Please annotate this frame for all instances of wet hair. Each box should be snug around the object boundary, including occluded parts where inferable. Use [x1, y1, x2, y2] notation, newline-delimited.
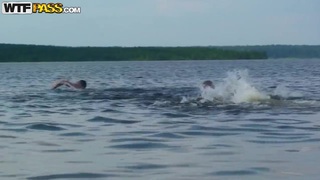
[79, 80, 87, 89]
[203, 80, 214, 88]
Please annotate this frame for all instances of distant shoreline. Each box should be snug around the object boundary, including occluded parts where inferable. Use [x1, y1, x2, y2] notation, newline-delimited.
[0, 44, 319, 62]
[0, 44, 267, 62]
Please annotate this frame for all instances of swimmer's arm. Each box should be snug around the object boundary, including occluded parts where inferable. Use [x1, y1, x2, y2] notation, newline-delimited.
[63, 81, 77, 89]
[52, 80, 73, 89]
[52, 80, 64, 89]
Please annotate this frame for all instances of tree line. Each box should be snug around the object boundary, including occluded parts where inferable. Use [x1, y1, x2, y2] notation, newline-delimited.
[0, 44, 267, 62]
[217, 45, 320, 58]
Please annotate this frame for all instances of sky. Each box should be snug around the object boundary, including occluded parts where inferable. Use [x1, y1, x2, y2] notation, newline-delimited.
[1, 0, 319, 47]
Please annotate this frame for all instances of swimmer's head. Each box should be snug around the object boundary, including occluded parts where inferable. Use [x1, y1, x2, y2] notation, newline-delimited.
[79, 80, 87, 89]
[202, 80, 214, 89]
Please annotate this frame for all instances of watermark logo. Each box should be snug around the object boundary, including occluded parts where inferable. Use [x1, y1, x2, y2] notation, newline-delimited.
[2, 2, 81, 14]
[2, 2, 32, 14]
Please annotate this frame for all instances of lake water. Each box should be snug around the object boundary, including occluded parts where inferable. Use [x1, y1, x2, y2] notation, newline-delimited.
[0, 59, 320, 180]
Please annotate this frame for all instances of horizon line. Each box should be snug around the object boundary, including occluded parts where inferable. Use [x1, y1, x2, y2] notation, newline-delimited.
[1, 43, 320, 48]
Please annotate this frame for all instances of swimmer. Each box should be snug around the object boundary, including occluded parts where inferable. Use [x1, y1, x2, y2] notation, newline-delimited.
[52, 79, 87, 90]
[202, 80, 215, 89]
[196, 80, 215, 102]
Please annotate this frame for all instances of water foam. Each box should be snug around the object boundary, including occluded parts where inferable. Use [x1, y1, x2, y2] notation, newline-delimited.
[200, 70, 269, 104]
[273, 84, 302, 98]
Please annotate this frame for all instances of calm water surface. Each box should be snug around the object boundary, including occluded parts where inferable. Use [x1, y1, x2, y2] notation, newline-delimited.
[0, 59, 320, 179]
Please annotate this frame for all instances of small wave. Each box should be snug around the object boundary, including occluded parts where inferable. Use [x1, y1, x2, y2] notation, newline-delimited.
[121, 163, 167, 170]
[41, 149, 78, 153]
[110, 137, 165, 143]
[65, 161, 93, 164]
[0, 135, 17, 139]
[27, 123, 65, 131]
[179, 131, 240, 137]
[210, 170, 258, 176]
[148, 132, 186, 139]
[33, 141, 60, 147]
[59, 132, 93, 137]
[87, 116, 140, 124]
[109, 142, 173, 149]
[27, 173, 115, 180]
[162, 112, 190, 118]
[210, 167, 271, 176]
[247, 138, 320, 144]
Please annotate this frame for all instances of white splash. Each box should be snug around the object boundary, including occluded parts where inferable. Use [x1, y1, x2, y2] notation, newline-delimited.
[200, 69, 270, 104]
[273, 84, 302, 98]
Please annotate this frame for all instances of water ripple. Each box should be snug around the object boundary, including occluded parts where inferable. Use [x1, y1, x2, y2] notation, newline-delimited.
[87, 116, 140, 124]
[148, 132, 186, 139]
[1, 61, 320, 180]
[121, 163, 168, 170]
[210, 167, 271, 177]
[27, 173, 116, 180]
[178, 131, 240, 137]
[247, 138, 320, 144]
[27, 123, 65, 131]
[59, 132, 93, 137]
[109, 142, 173, 149]
[110, 137, 165, 143]
[210, 170, 258, 176]
[41, 149, 78, 153]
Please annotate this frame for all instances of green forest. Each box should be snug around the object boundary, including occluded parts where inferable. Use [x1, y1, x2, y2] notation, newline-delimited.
[218, 45, 320, 58]
[0, 44, 267, 62]
[1, 44, 319, 62]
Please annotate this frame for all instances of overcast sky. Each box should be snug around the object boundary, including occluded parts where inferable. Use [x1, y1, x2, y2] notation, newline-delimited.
[1, 0, 319, 47]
